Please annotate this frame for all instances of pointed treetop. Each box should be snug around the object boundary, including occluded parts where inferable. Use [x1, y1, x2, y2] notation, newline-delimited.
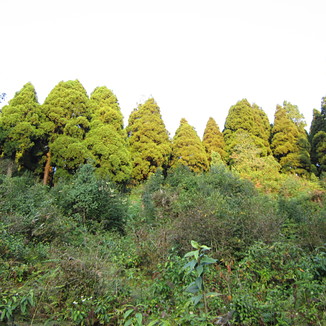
[202, 117, 226, 162]
[271, 102, 311, 176]
[127, 97, 171, 182]
[172, 118, 208, 173]
[223, 99, 271, 157]
[89, 86, 124, 131]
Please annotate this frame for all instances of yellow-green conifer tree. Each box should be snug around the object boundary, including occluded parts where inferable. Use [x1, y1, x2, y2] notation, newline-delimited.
[271, 101, 311, 176]
[126, 98, 171, 182]
[0, 83, 45, 176]
[202, 117, 226, 164]
[85, 87, 132, 183]
[171, 118, 208, 172]
[223, 99, 271, 159]
[42, 80, 92, 183]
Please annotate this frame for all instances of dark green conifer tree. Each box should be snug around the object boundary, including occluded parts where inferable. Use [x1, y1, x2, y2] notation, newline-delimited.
[202, 117, 226, 163]
[171, 118, 208, 172]
[126, 98, 171, 182]
[310, 98, 326, 176]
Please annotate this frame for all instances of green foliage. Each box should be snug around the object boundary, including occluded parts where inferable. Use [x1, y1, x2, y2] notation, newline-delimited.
[42, 80, 92, 181]
[271, 102, 312, 176]
[127, 98, 171, 182]
[0, 82, 45, 175]
[202, 117, 226, 163]
[0, 147, 324, 325]
[141, 165, 282, 260]
[87, 86, 132, 183]
[53, 164, 127, 232]
[89, 86, 124, 132]
[183, 241, 218, 313]
[310, 101, 326, 176]
[171, 118, 209, 172]
[0, 173, 72, 246]
[229, 131, 281, 191]
[278, 187, 326, 250]
[85, 124, 132, 184]
[223, 99, 271, 159]
[229, 242, 326, 325]
[0, 289, 35, 323]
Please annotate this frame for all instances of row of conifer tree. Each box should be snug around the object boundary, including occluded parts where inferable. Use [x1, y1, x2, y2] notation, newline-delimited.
[0, 80, 325, 185]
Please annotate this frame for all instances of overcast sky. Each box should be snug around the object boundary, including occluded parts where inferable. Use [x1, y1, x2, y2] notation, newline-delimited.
[1, 0, 326, 137]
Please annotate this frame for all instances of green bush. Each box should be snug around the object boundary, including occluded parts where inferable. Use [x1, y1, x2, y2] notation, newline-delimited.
[141, 165, 282, 259]
[0, 173, 74, 246]
[53, 164, 127, 233]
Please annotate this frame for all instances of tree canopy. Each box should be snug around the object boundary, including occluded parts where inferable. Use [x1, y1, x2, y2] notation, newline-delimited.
[0, 83, 45, 175]
[310, 98, 326, 176]
[0, 80, 324, 185]
[271, 102, 311, 176]
[171, 118, 208, 172]
[86, 87, 132, 183]
[42, 80, 91, 182]
[127, 98, 171, 182]
[202, 117, 226, 163]
[223, 99, 271, 159]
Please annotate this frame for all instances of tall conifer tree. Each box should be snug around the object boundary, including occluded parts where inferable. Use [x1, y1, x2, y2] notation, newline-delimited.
[85, 87, 132, 183]
[310, 98, 326, 176]
[223, 99, 271, 158]
[171, 118, 208, 172]
[42, 80, 91, 183]
[89, 86, 124, 132]
[202, 117, 226, 163]
[126, 98, 171, 182]
[0, 83, 45, 176]
[271, 102, 311, 176]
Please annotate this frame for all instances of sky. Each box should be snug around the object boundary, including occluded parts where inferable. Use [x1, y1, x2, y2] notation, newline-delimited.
[1, 0, 326, 137]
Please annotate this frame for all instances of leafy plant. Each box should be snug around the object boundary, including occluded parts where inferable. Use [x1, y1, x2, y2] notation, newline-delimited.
[183, 241, 218, 314]
[0, 290, 35, 323]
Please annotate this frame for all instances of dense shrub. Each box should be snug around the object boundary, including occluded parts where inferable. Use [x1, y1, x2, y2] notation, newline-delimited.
[0, 173, 73, 246]
[52, 164, 128, 233]
[141, 165, 283, 260]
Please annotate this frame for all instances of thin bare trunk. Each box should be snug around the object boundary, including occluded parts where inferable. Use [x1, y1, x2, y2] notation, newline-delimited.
[6, 160, 13, 177]
[43, 152, 51, 185]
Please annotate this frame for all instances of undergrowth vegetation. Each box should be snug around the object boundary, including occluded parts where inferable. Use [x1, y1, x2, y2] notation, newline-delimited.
[0, 164, 325, 325]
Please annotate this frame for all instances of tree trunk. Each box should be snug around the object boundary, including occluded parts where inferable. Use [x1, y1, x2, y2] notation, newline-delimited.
[6, 160, 13, 178]
[43, 152, 51, 185]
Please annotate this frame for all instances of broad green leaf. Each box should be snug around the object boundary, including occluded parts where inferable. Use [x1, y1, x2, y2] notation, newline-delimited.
[196, 264, 204, 276]
[162, 321, 171, 326]
[185, 282, 199, 294]
[135, 312, 142, 325]
[124, 320, 132, 326]
[200, 245, 211, 250]
[191, 294, 203, 306]
[184, 250, 198, 258]
[195, 276, 203, 290]
[123, 309, 134, 319]
[183, 260, 197, 272]
[1, 309, 7, 321]
[200, 256, 217, 265]
[191, 240, 200, 249]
